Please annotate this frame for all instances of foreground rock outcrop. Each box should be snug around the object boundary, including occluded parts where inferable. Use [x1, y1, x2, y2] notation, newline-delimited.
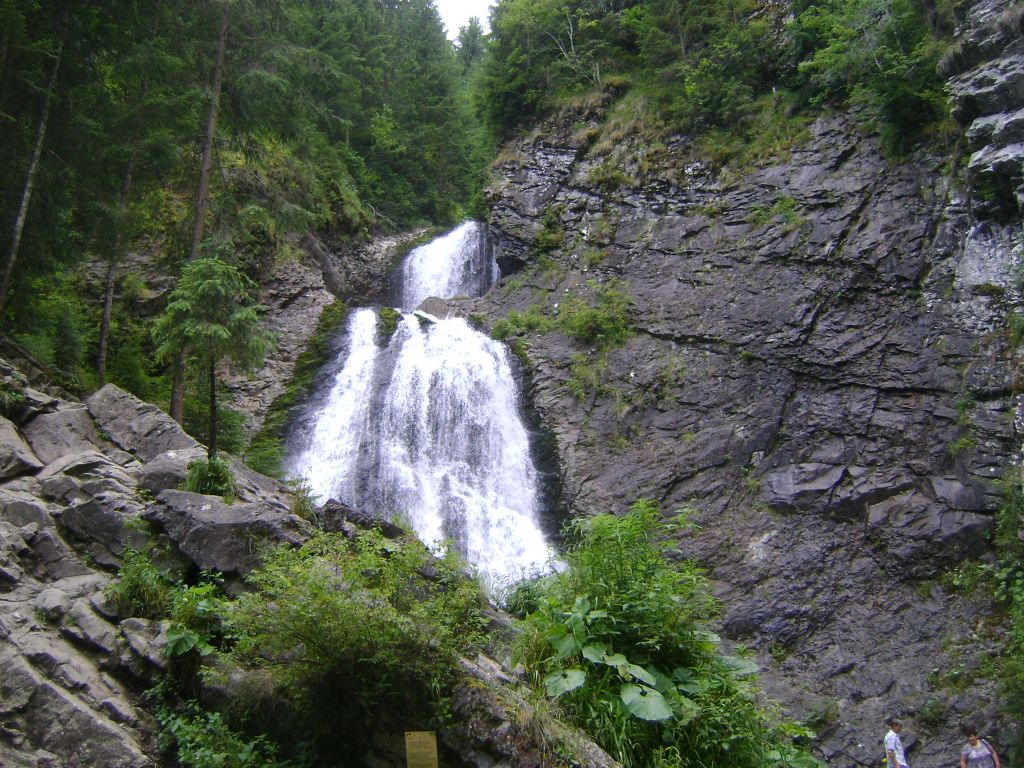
[0, 359, 617, 767]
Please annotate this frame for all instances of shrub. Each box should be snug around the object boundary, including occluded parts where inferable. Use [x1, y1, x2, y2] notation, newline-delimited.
[491, 304, 556, 340]
[105, 549, 174, 619]
[559, 280, 634, 348]
[0, 381, 25, 419]
[793, 0, 949, 155]
[286, 478, 321, 527]
[566, 353, 607, 400]
[183, 455, 236, 498]
[223, 531, 485, 756]
[511, 499, 823, 768]
[156, 700, 295, 768]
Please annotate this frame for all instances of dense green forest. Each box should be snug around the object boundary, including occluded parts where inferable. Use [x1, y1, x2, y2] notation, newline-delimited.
[0, 0, 485, 409]
[479, 0, 951, 159]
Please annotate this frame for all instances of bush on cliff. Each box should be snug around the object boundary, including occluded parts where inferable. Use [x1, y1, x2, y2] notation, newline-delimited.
[994, 470, 1024, 762]
[480, 0, 950, 158]
[508, 498, 822, 768]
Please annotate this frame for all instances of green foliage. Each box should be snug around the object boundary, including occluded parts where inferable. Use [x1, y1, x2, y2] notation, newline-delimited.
[511, 499, 823, 768]
[948, 434, 977, 456]
[105, 549, 174, 619]
[990, 468, 1024, 761]
[535, 204, 567, 254]
[566, 353, 606, 400]
[694, 93, 813, 172]
[154, 256, 272, 458]
[156, 701, 296, 768]
[182, 455, 236, 499]
[1008, 311, 1024, 349]
[480, 0, 949, 162]
[0, 0, 484, 384]
[491, 304, 556, 340]
[378, 306, 402, 338]
[588, 161, 632, 192]
[53, 306, 85, 373]
[184, 392, 247, 456]
[792, 0, 949, 154]
[171, 578, 225, 635]
[164, 623, 215, 659]
[493, 281, 634, 355]
[286, 478, 321, 527]
[0, 381, 25, 419]
[559, 280, 634, 348]
[750, 196, 804, 231]
[153, 257, 271, 375]
[223, 531, 485, 756]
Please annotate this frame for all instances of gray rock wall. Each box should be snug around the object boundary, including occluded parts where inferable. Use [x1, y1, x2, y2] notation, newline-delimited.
[462, 4, 1024, 764]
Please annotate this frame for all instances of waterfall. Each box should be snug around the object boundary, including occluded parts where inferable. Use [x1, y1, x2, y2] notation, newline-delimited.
[399, 220, 499, 310]
[288, 221, 550, 585]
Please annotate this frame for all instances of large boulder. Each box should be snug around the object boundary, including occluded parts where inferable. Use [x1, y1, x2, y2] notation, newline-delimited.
[86, 383, 199, 462]
[0, 573, 151, 768]
[37, 450, 149, 568]
[144, 489, 309, 576]
[0, 415, 42, 479]
[21, 402, 103, 465]
[442, 655, 621, 768]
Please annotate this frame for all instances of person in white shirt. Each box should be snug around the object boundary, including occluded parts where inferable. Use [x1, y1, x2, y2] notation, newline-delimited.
[885, 717, 909, 768]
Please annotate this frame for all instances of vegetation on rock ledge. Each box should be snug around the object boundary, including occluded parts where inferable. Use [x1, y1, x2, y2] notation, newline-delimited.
[505, 499, 823, 768]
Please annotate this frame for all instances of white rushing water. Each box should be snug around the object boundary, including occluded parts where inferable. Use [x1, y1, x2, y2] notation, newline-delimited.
[399, 220, 499, 311]
[288, 221, 551, 586]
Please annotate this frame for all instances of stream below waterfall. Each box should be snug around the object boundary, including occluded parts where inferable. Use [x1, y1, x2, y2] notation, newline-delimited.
[286, 221, 552, 586]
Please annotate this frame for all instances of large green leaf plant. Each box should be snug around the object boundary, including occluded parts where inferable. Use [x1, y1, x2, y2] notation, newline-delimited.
[511, 498, 823, 768]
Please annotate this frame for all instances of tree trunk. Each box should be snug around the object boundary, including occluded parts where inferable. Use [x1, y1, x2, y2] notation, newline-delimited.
[208, 349, 217, 460]
[96, 152, 136, 385]
[174, 4, 229, 423]
[0, 23, 65, 321]
[170, 357, 186, 424]
[189, 5, 229, 261]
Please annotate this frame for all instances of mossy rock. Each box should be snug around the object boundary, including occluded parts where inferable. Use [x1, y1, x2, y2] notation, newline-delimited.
[378, 307, 402, 339]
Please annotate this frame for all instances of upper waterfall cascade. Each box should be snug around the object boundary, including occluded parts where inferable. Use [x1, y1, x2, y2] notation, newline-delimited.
[399, 220, 499, 311]
[287, 221, 550, 584]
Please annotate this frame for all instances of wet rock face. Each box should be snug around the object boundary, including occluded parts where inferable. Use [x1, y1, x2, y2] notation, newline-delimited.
[469, 8, 1020, 763]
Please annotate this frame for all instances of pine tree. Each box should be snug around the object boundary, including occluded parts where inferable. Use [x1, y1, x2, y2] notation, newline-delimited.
[152, 256, 272, 459]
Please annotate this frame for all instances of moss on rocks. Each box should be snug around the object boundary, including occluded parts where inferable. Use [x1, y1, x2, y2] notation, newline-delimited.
[244, 301, 349, 477]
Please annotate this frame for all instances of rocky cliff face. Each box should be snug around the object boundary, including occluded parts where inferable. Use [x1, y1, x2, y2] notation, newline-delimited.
[450, 2, 1024, 765]
[0, 359, 304, 767]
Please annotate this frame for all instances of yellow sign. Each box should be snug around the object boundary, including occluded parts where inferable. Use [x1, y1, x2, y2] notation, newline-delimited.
[405, 731, 438, 768]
